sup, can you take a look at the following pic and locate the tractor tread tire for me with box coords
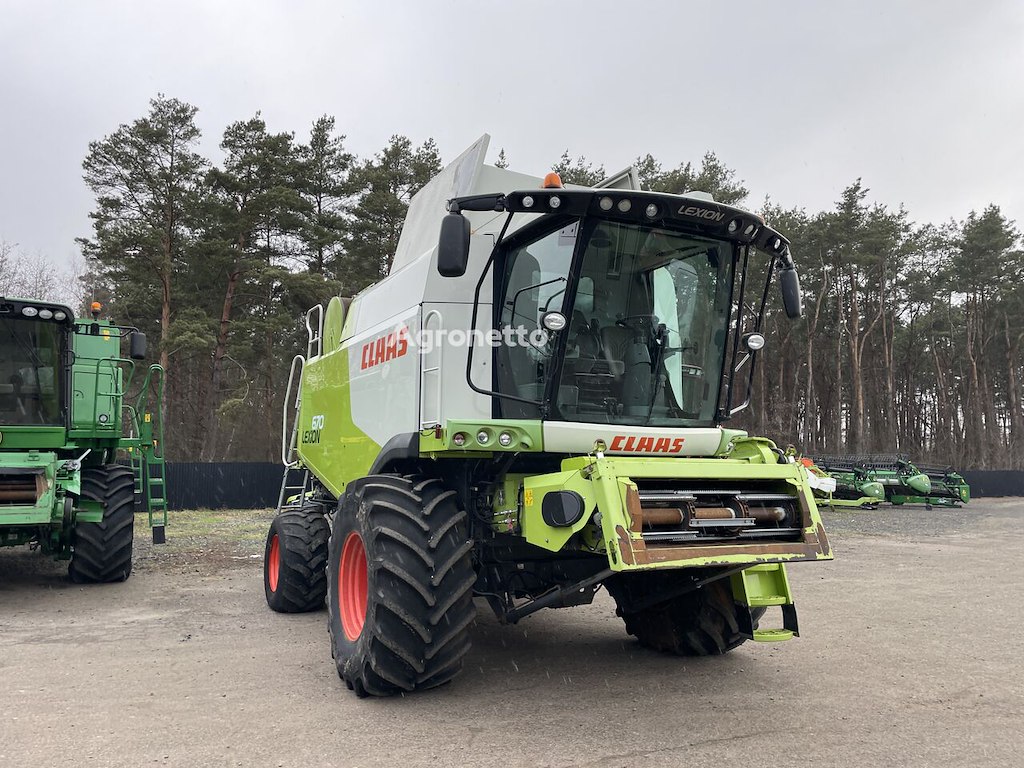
[329,475,476,697]
[611,575,762,656]
[69,465,136,584]
[264,508,331,613]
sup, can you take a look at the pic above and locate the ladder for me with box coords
[276,354,309,516]
[125,364,168,544]
[134,415,168,544]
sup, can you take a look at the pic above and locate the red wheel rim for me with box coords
[339,532,368,641]
[267,533,281,592]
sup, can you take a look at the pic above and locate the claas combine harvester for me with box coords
[262,136,833,697]
[0,298,167,582]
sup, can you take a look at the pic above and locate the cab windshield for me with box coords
[0,317,63,426]
[496,219,734,426]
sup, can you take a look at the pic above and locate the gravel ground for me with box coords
[1,499,1022,767]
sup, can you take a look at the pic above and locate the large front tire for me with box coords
[608,573,762,655]
[264,507,331,613]
[69,465,136,584]
[328,475,476,697]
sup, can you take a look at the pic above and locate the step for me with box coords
[752,628,794,643]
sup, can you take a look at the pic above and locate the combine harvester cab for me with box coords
[263,136,832,696]
[0,298,167,582]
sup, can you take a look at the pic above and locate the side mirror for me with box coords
[129,331,147,360]
[437,213,471,277]
[779,267,803,319]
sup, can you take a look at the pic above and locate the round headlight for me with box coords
[727,219,740,234]
[452,432,467,447]
[617,199,632,213]
[38,309,53,319]
[773,237,783,251]
[476,430,490,445]
[522,195,534,209]
[498,431,514,447]
[743,224,756,236]
[53,311,67,321]
[644,203,658,218]
[599,196,614,211]
[21,306,38,317]
[541,311,567,332]
[743,332,766,351]
[548,195,561,209]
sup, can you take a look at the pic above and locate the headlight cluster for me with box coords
[449,426,527,451]
[20,305,68,321]
[521,194,564,211]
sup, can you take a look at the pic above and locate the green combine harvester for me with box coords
[263,137,833,697]
[810,454,969,509]
[0,297,167,581]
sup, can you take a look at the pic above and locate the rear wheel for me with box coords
[69,465,135,584]
[264,507,331,613]
[328,475,476,697]
[608,573,763,655]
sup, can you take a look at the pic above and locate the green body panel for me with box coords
[0,426,67,450]
[323,297,345,351]
[420,419,544,455]
[522,468,597,550]
[296,343,379,499]
[69,326,124,438]
[0,451,58,526]
[515,453,831,571]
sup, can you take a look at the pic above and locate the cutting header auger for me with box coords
[263,136,832,697]
[0,298,167,582]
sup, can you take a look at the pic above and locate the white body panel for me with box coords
[346,305,422,446]
[543,422,728,456]
[419,301,494,427]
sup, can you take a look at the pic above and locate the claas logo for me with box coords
[360,326,409,370]
[610,435,685,453]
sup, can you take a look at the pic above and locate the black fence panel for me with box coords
[961,471,1024,498]
[161,464,1024,510]
[167,462,281,510]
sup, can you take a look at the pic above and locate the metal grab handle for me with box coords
[419,310,443,429]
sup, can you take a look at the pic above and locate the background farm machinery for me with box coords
[803,454,969,509]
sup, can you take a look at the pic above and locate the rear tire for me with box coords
[608,573,763,655]
[264,507,331,613]
[69,465,135,584]
[328,475,476,697]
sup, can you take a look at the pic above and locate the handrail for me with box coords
[304,304,324,359]
[131,364,165,455]
[281,355,305,466]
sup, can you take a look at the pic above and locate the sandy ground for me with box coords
[1,500,1022,768]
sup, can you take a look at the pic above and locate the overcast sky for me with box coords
[2,0,1023,269]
